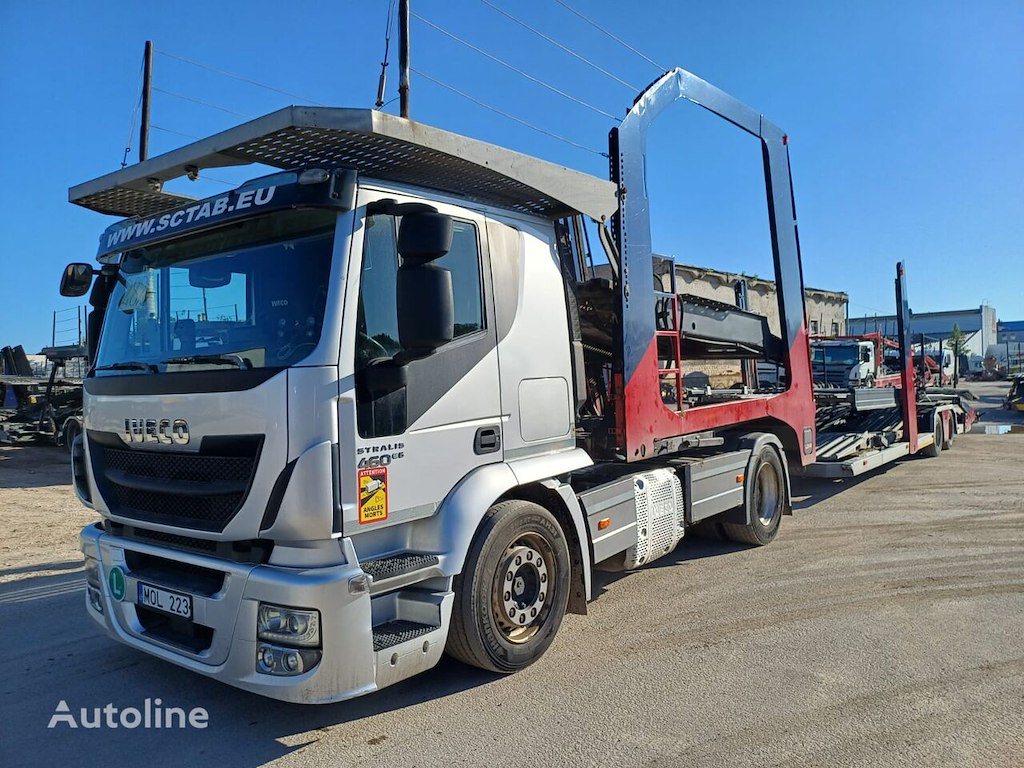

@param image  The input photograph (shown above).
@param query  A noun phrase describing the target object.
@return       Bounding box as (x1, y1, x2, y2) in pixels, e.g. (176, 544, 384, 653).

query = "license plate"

(137, 582, 192, 619)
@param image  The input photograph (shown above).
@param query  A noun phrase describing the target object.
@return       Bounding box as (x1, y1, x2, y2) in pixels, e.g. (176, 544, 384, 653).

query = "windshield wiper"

(94, 361, 158, 373)
(160, 354, 252, 370)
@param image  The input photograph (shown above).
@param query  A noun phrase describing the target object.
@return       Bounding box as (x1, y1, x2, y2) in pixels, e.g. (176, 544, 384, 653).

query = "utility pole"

(399, 0, 410, 118)
(140, 40, 153, 162)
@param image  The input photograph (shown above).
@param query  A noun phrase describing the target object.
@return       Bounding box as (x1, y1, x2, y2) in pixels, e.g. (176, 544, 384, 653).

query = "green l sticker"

(108, 565, 126, 602)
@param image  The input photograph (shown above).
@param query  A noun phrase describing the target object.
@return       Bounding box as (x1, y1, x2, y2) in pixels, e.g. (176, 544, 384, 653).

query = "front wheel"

(446, 500, 570, 673)
(722, 446, 786, 546)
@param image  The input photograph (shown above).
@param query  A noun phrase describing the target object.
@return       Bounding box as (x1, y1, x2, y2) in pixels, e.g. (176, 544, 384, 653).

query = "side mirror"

(189, 261, 232, 288)
(398, 212, 453, 262)
(394, 213, 455, 360)
(60, 263, 94, 297)
(396, 263, 454, 359)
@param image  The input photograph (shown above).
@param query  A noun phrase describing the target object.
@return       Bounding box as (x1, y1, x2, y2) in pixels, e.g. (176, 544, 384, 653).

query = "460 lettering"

(357, 453, 403, 469)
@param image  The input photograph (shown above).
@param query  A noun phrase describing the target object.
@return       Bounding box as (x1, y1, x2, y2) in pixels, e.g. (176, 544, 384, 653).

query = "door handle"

(474, 426, 501, 455)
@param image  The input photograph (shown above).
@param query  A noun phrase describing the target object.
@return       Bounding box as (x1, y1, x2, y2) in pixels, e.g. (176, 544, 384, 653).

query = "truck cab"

(811, 339, 875, 387)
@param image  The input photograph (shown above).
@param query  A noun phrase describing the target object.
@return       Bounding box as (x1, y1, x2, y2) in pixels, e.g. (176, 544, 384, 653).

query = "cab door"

(338, 194, 502, 534)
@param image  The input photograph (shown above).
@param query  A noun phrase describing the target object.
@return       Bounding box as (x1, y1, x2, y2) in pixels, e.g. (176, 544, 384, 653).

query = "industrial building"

(596, 259, 848, 385)
(997, 320, 1024, 344)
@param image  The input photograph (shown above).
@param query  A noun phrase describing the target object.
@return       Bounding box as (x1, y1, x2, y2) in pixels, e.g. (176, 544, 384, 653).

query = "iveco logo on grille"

(123, 418, 190, 445)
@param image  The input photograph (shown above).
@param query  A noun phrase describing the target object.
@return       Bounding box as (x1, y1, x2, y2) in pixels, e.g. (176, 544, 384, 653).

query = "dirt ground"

(0, 381, 1021, 768)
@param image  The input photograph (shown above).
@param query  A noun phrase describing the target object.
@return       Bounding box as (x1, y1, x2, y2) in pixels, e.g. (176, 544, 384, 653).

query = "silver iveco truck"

(61, 69, 845, 702)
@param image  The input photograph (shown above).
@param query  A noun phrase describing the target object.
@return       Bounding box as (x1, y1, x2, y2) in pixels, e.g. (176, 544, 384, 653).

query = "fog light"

(256, 642, 321, 676)
(348, 574, 369, 594)
(257, 603, 320, 647)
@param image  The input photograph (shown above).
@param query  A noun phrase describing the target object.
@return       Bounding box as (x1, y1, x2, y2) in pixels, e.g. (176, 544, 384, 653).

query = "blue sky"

(1, 0, 1021, 353)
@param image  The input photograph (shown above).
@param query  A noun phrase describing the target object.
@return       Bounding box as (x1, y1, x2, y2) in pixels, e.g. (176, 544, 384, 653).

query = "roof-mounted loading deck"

(69, 107, 618, 222)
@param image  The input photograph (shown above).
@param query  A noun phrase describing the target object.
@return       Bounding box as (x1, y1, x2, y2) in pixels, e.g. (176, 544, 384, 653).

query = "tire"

(941, 414, 955, 450)
(722, 446, 785, 546)
(921, 417, 943, 458)
(446, 500, 571, 673)
(61, 417, 81, 454)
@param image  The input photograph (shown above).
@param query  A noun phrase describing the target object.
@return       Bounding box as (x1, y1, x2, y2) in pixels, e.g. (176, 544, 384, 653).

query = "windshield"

(812, 344, 859, 367)
(94, 209, 336, 375)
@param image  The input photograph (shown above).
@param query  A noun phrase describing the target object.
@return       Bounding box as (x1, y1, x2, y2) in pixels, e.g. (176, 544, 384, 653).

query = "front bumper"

(80, 524, 446, 704)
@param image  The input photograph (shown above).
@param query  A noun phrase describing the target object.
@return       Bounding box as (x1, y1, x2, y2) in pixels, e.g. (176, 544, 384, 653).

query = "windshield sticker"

(117, 281, 150, 312)
(103, 186, 277, 251)
(358, 467, 388, 524)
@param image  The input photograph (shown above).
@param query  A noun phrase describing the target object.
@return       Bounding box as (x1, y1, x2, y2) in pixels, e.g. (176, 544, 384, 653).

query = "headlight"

(257, 603, 320, 647)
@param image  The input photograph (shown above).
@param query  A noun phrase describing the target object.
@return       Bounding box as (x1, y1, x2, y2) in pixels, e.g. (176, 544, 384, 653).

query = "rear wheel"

(446, 500, 570, 673)
(921, 417, 943, 458)
(722, 446, 785, 546)
(941, 413, 956, 450)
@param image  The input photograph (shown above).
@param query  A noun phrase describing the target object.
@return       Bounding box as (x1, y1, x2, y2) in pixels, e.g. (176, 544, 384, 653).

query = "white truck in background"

(811, 333, 901, 388)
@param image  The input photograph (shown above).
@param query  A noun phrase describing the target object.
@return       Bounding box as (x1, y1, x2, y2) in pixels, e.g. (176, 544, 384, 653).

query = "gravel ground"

(1, 381, 1021, 768)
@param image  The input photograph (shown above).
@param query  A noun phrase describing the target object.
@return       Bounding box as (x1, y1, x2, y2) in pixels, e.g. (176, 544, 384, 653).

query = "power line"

(412, 11, 618, 121)
(152, 86, 253, 118)
(154, 49, 326, 105)
(479, 0, 638, 91)
(412, 68, 607, 158)
(151, 124, 199, 140)
(553, 0, 665, 72)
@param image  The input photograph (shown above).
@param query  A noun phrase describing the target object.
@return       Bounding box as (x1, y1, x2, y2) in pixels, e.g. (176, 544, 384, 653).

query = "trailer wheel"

(61, 417, 82, 455)
(446, 500, 570, 673)
(921, 418, 943, 458)
(941, 413, 955, 450)
(722, 446, 785, 546)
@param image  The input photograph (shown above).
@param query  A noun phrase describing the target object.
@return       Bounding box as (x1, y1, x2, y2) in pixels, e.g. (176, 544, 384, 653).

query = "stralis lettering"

(356, 442, 404, 455)
(123, 418, 190, 445)
(105, 185, 277, 249)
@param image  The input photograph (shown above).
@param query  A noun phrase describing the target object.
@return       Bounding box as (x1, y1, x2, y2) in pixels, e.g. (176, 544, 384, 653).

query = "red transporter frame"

(608, 69, 816, 465)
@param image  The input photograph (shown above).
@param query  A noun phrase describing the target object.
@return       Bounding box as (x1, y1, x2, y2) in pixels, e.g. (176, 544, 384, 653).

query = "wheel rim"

(753, 461, 781, 527)
(491, 532, 555, 644)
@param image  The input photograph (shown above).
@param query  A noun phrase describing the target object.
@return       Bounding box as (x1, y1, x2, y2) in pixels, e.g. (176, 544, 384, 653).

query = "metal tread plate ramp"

(69, 107, 618, 222)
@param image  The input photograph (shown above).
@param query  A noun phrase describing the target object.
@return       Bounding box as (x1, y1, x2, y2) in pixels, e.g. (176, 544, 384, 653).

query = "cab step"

(362, 553, 441, 595)
(372, 620, 438, 652)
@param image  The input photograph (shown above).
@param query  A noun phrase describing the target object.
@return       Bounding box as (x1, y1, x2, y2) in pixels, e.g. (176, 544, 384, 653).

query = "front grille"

(125, 550, 226, 595)
(89, 434, 262, 532)
(106, 522, 274, 564)
(137, 607, 214, 653)
(130, 527, 219, 553)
